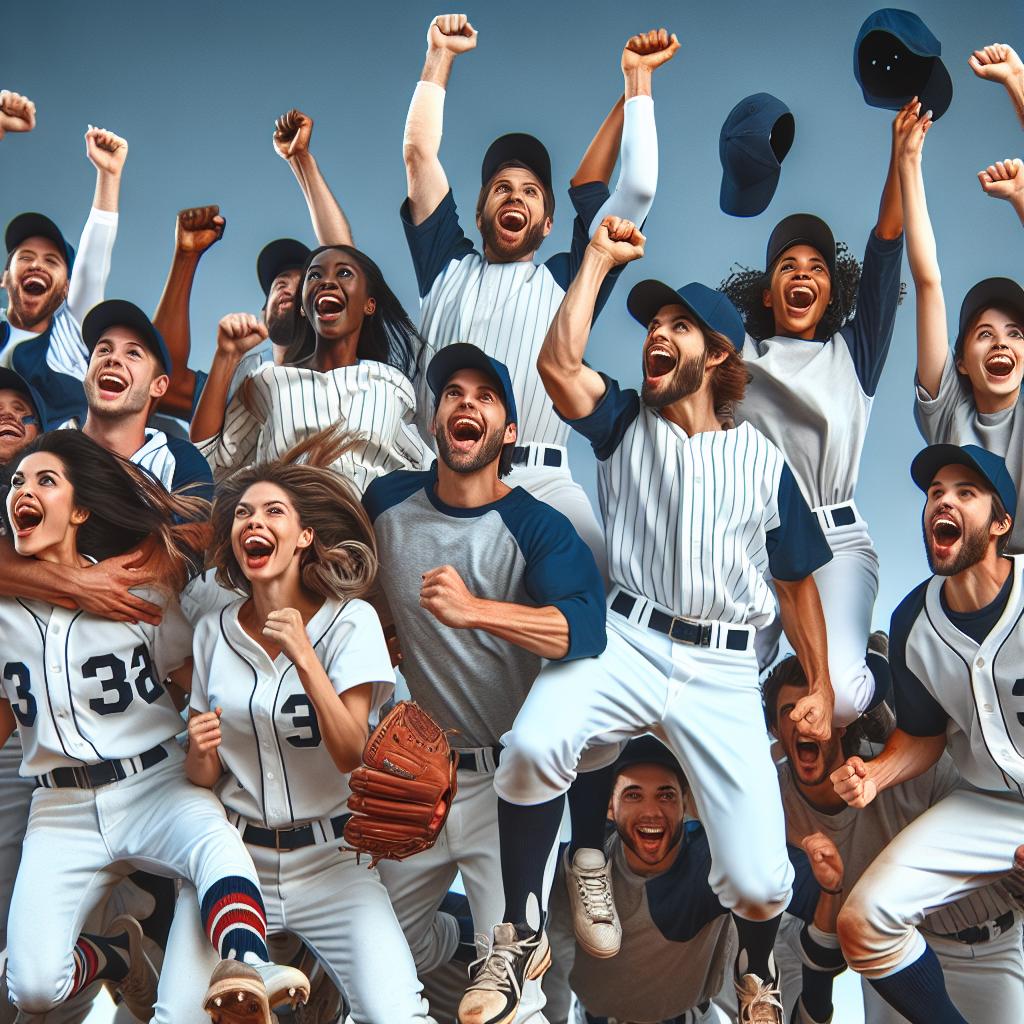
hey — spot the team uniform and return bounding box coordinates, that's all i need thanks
[495,375,833,924]
[361,463,605,1008]
[737,229,904,723]
[840,555,1024,1013]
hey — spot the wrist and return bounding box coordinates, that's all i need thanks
[622,65,653,99]
[819,882,843,896]
[583,245,616,275]
[463,595,488,631]
[422,48,455,83]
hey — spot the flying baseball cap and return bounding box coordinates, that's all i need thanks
[612,735,688,792]
[82,300,173,375]
[0,367,47,432]
[5,212,76,272]
[765,213,836,278]
[426,343,518,425]
[719,93,795,218]
[626,280,745,351]
[854,9,953,121]
[481,133,553,197]
[911,443,1017,516]
[953,278,1024,354]
[257,238,312,297]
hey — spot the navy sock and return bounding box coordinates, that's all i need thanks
[798,965,835,1022]
[567,765,616,855]
[498,795,564,930]
[732,912,782,980]
[869,946,966,1024]
[865,649,892,710]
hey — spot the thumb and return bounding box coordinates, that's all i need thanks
[214,706,223,718]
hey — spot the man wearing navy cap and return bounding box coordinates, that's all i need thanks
[0,367,44,466]
[833,445,1024,1024]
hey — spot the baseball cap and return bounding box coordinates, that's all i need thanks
[911,444,1017,516]
[82,300,173,375]
[765,213,836,278]
[481,133,553,196]
[954,278,1024,354]
[612,735,688,792]
[854,9,952,121]
[626,280,745,351]
[719,93,795,218]
[257,238,311,297]
[426,343,518,425]
[5,212,76,272]
[0,367,47,431]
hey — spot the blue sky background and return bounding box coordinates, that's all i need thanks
[4,3,1021,1019]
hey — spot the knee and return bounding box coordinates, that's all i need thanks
[719,865,792,921]
[6,962,70,1016]
[836,888,908,974]
[495,724,574,805]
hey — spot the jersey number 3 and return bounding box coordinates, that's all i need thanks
[84,646,166,715]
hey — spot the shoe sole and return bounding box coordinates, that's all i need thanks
[204,976,275,1024]
[573,931,621,959]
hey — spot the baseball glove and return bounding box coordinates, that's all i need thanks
[344,701,458,867]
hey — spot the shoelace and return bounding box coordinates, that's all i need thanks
[467,933,534,997]
[575,871,615,922]
[739,978,784,1024]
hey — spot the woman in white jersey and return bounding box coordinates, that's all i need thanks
[184,427,431,1024]
[192,245,428,495]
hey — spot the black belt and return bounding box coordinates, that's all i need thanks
[456,747,502,773]
[243,813,351,852]
[36,744,169,789]
[946,910,1015,945]
[830,503,857,527]
[511,446,563,468]
[611,592,752,652]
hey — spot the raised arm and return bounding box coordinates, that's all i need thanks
[895,103,946,398]
[273,109,353,246]
[875,100,905,239]
[538,216,644,420]
[404,14,477,224]
[154,206,226,418]
[970,43,1024,129]
[978,157,1024,227]
[0,90,36,140]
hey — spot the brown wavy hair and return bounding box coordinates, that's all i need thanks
[209,426,378,601]
[706,327,751,423]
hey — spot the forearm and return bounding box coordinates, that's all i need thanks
[775,576,832,702]
[876,144,903,239]
[1007,71,1024,129]
[404,77,449,223]
[67,206,118,322]
[0,539,77,606]
[153,248,201,417]
[184,745,223,788]
[865,728,946,794]
[92,168,121,213]
[572,95,624,187]
[468,600,570,660]
[296,661,368,774]
[287,152,353,247]
[898,159,940,287]
[813,891,842,933]
[1012,190,1024,227]
[190,350,243,442]
[589,95,657,232]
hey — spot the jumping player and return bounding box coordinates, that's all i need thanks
[832,443,1024,1024]
[463,217,835,1024]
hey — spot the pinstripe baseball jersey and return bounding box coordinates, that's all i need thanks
[890,555,1024,797]
[196,359,428,493]
[190,597,393,827]
[130,428,213,501]
[190,346,270,422]
[737,230,904,507]
[0,590,193,775]
[402,182,619,447]
[565,374,832,626]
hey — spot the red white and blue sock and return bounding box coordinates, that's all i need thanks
[201,876,269,963]
[70,932,130,995]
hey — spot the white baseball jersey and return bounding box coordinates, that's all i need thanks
[197,359,428,493]
[0,589,192,775]
[190,596,394,827]
[566,375,833,626]
[737,230,904,507]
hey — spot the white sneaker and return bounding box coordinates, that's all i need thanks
[734,972,784,1024]
[564,847,621,958]
[109,914,159,1023]
[458,923,551,1024]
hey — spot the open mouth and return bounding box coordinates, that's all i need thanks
[497,206,528,233]
[448,415,484,447]
[785,285,816,311]
[985,352,1016,378]
[0,422,24,440]
[633,823,667,854]
[11,500,42,536]
[97,371,128,396]
[644,343,678,381]
[314,292,345,321]
[22,273,49,297]
[931,513,963,551]
[795,740,820,767]
[242,532,275,569]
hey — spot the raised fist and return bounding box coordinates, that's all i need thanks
[831,756,878,809]
[217,312,269,358]
[590,216,645,267]
[969,43,1024,86]
[274,109,313,160]
[175,205,225,255]
[428,14,477,55]
[892,98,931,164]
[801,832,844,894]
[0,91,36,139]
[978,158,1024,203]
[622,29,680,73]
[85,125,128,176]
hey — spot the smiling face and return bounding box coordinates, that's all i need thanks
[762,244,832,339]
[231,481,313,587]
[2,235,69,331]
[476,165,552,263]
[6,450,88,560]
[300,249,376,343]
[0,388,39,464]
[265,268,302,344]
[956,306,1024,405]
[923,463,1010,576]
[432,367,517,475]
[610,763,687,875]
[772,681,845,788]
[640,303,720,409]
[84,326,168,420]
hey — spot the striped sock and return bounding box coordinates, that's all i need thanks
[70,933,129,995]
[200,876,269,963]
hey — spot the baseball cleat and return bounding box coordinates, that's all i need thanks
[457,923,551,1024]
[204,960,309,1024]
[735,971,784,1024]
[109,913,159,1023]
[564,846,621,958]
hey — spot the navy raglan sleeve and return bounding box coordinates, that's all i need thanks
[890,583,950,737]
[766,462,833,580]
[560,373,641,461]
[400,191,476,298]
[361,468,431,525]
[838,230,905,397]
[503,496,607,661]
[168,437,214,503]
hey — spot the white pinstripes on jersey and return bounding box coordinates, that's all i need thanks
[0,303,89,377]
[132,429,179,489]
[198,359,428,493]
[598,418,785,627]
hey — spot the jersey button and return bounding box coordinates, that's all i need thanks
[975,657,985,668]
[983,703,993,713]
[266,771,274,780]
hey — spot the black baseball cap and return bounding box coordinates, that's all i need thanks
[627,280,745,351]
[765,213,836,278]
[854,9,952,121]
[426,343,518,425]
[257,238,311,297]
[5,212,76,272]
[82,300,173,375]
[612,736,688,792]
[481,133,553,196]
[911,443,1017,517]
[954,278,1024,354]
[0,367,47,431]
[719,93,795,218]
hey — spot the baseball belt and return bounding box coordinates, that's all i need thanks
[942,909,1015,945]
[610,587,755,652]
[452,745,502,773]
[35,743,169,790]
[511,443,565,469]
[230,812,353,852]
[812,500,863,531]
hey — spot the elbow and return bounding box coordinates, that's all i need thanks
[403,140,434,171]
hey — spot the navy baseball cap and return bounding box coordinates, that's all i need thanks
[765,213,836,278]
[5,212,76,272]
[481,133,553,196]
[0,367,47,431]
[911,444,1017,516]
[954,278,1024,353]
[257,238,311,297]
[82,300,173,375]
[627,280,745,351]
[719,93,795,218]
[612,736,688,791]
[427,343,518,425]
[854,9,952,121]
